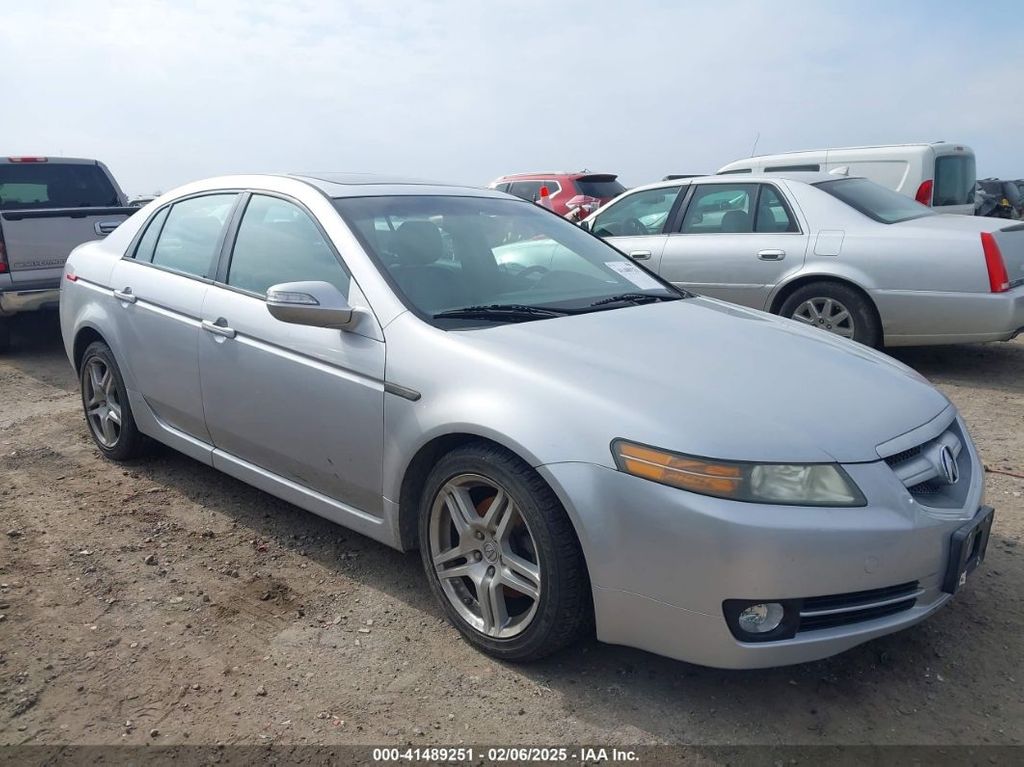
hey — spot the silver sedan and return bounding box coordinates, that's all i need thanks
[585,172,1024,346]
[60,174,993,668]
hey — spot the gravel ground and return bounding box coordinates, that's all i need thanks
[0,313,1022,747]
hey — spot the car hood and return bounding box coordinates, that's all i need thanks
[452,297,950,465]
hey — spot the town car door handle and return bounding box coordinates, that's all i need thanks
[628,250,652,260]
[113,288,137,304]
[201,319,237,339]
[757,249,786,261]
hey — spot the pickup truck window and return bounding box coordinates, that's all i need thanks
[0,163,120,210]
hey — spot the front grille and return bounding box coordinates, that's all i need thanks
[797,580,920,634]
[880,419,972,515]
[885,446,922,468]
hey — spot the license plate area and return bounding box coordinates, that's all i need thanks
[942,506,994,594]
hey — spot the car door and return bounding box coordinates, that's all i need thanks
[198,192,385,516]
[587,185,683,269]
[108,192,239,442]
[657,182,808,308]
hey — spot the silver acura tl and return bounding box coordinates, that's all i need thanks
[59,174,994,668]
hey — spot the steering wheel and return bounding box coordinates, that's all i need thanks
[621,218,647,236]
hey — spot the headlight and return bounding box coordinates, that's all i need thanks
[611,440,865,507]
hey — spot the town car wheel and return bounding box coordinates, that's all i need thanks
[79,341,148,461]
[779,281,880,347]
[419,442,591,661]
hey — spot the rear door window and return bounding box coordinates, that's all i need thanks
[151,194,237,278]
[679,184,757,234]
[226,194,350,296]
[133,207,170,262]
[754,186,799,233]
[0,162,120,210]
[934,155,977,206]
[508,181,545,201]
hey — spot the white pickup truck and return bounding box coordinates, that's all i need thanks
[0,156,135,350]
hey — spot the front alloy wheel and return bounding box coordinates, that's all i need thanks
[429,473,542,639]
[418,442,591,661]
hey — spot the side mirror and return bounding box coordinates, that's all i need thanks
[265,281,358,330]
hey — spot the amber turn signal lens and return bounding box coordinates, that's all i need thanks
[614,441,743,497]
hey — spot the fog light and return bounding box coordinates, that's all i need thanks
[737,602,785,634]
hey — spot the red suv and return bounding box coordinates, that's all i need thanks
[488,171,625,216]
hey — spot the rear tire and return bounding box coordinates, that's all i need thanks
[779,281,881,347]
[418,441,591,662]
[79,341,148,461]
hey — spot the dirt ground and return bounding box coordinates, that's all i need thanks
[1,312,1022,747]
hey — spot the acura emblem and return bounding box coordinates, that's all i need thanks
[938,445,959,485]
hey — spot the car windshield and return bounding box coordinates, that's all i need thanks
[814,177,936,224]
[0,162,120,210]
[333,195,682,327]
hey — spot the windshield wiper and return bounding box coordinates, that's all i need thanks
[433,304,576,322]
[589,292,681,307]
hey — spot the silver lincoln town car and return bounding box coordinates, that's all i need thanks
[60,174,994,668]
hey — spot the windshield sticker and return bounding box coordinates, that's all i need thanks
[604,261,663,290]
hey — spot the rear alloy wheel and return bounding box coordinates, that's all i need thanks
[779,281,880,347]
[79,341,148,461]
[419,442,591,661]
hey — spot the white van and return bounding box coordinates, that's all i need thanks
[716,142,976,215]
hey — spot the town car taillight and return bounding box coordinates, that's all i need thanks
[981,232,1010,293]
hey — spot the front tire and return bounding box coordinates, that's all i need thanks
[779,281,881,347]
[418,441,591,661]
[79,341,148,461]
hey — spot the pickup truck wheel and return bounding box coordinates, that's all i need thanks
[779,282,881,347]
[80,341,147,461]
[419,442,591,662]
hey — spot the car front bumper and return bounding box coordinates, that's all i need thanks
[538,450,986,669]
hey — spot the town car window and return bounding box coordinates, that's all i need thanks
[151,194,237,278]
[679,184,756,234]
[591,187,680,237]
[132,206,170,262]
[754,186,799,233]
[227,195,350,296]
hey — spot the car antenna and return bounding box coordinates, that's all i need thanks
[750,132,760,157]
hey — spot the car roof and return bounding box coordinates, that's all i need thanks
[288,172,507,199]
[636,171,856,191]
[493,171,615,181]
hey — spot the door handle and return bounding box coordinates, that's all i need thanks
[95,220,121,235]
[202,319,236,339]
[757,249,786,261]
[113,288,137,304]
[628,250,652,261]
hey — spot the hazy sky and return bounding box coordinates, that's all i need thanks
[5,1,1022,196]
